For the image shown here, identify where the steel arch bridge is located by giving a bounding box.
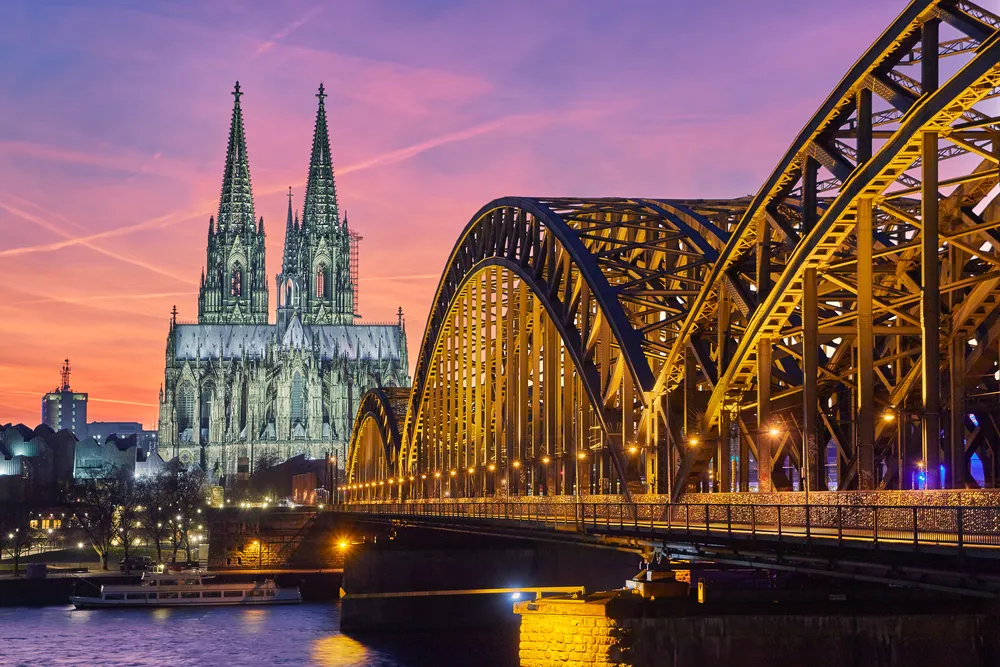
[346,0,1000,504]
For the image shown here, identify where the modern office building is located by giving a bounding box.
[41,359,88,439]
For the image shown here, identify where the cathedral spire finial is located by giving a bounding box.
[233,80,243,103]
[282,187,297,276]
[316,82,326,104]
[171,304,178,325]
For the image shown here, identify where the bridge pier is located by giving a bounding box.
[338,527,636,633]
[515,588,1000,667]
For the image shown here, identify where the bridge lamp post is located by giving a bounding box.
[449,470,457,498]
[512,460,522,496]
[541,457,551,496]
[467,467,476,498]
[434,471,442,499]
[881,406,912,490]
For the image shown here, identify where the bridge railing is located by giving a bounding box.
[337,500,1000,552]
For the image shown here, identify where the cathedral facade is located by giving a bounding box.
[158,83,409,481]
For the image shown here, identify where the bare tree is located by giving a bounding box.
[254,451,279,474]
[161,460,208,562]
[0,501,37,575]
[73,465,141,571]
[113,469,143,572]
[138,473,172,564]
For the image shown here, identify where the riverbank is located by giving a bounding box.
[0,569,343,606]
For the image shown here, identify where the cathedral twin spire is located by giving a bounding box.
[197,82,354,328]
[218,81,257,236]
[279,82,355,329]
[198,82,268,325]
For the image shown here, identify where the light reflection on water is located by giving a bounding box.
[312,635,378,666]
[0,603,514,667]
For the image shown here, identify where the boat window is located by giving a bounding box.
[159,592,179,599]
[203,591,222,598]
[148,593,158,599]
[105,594,125,600]
[183,579,200,586]
[265,590,276,596]
[250,590,265,597]
[224,591,243,598]
[181,592,200,599]
[126,593,147,600]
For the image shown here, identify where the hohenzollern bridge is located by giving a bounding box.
[335,0,1000,590]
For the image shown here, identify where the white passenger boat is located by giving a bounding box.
[70,572,302,609]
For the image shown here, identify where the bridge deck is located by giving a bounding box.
[338,500,1000,552]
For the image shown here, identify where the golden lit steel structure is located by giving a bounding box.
[347,0,1000,502]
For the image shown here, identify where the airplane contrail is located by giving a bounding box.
[256,5,325,55]
[0,196,197,284]
[359,273,440,283]
[0,112,551,259]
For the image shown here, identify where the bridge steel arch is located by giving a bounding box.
[345,387,409,501]
[388,197,732,501]
[345,0,1000,505]
[662,0,1000,498]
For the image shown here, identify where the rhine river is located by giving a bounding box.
[0,603,518,666]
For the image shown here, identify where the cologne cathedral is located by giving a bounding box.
[158,83,409,481]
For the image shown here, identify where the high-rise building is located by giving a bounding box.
[157,83,409,481]
[41,359,88,439]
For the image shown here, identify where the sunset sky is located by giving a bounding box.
[0,0,905,427]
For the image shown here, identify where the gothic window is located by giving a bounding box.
[240,378,248,434]
[177,385,195,432]
[284,280,294,307]
[231,263,243,297]
[316,263,330,299]
[200,385,213,431]
[291,373,305,426]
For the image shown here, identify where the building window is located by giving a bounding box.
[231,264,243,297]
[316,264,330,299]
[291,373,305,425]
[177,385,196,432]
[200,386,213,431]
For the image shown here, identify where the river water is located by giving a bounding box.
[0,603,518,667]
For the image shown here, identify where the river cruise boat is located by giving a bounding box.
[70,572,302,609]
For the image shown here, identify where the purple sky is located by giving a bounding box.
[0,0,906,426]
